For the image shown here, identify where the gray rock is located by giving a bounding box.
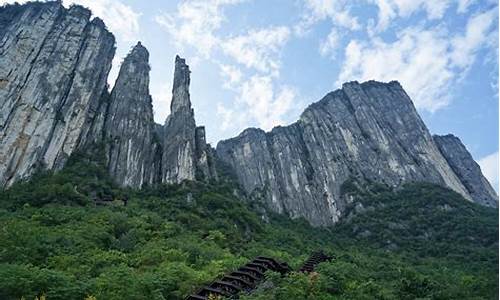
[217,81,478,226]
[434,134,498,207]
[161,56,216,183]
[100,42,157,188]
[0,2,216,189]
[0,2,115,187]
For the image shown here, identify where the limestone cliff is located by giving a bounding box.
[91,53,215,187]
[0,2,215,188]
[0,2,494,227]
[216,81,494,226]
[0,2,115,187]
[434,134,498,207]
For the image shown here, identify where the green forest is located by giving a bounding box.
[0,152,498,299]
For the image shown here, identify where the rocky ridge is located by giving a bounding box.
[216,81,498,226]
[434,134,498,207]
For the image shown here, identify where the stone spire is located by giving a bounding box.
[160,55,217,184]
[127,41,149,65]
[170,55,192,113]
[102,42,156,187]
[0,2,217,189]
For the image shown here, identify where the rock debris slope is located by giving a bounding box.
[0,2,495,226]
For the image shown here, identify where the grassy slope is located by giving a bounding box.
[0,154,497,300]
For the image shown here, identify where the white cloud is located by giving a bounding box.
[222,26,291,76]
[337,8,497,112]
[155,0,245,58]
[478,151,499,192]
[457,0,475,13]
[450,9,497,69]
[216,103,237,131]
[63,0,141,42]
[219,64,243,90]
[319,28,340,57]
[337,28,453,111]
[296,0,360,35]
[216,75,298,133]
[370,0,452,32]
[237,75,296,131]
[369,0,396,32]
[107,55,122,87]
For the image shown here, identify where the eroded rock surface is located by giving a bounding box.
[0,2,115,187]
[434,134,498,207]
[100,42,158,187]
[217,81,488,226]
[0,2,494,226]
[161,56,216,184]
[0,2,215,188]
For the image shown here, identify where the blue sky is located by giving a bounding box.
[3,0,499,190]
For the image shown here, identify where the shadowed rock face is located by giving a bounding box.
[100,42,157,187]
[0,2,115,187]
[216,81,494,226]
[434,134,498,207]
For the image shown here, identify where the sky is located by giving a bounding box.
[2,0,499,190]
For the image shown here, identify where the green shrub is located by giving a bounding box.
[0,154,497,299]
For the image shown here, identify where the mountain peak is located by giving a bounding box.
[170,55,191,113]
[127,42,149,62]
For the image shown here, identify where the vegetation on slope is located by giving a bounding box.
[0,153,497,299]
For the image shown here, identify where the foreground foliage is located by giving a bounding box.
[0,154,497,299]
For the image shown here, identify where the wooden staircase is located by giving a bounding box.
[298,251,333,273]
[184,252,333,299]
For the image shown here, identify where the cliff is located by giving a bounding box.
[0,2,115,187]
[217,81,497,226]
[434,134,498,207]
[98,42,158,187]
[0,2,215,188]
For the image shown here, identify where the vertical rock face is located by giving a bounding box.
[100,42,157,188]
[0,2,215,189]
[161,56,215,183]
[0,2,115,187]
[195,126,218,181]
[217,81,483,226]
[434,134,498,207]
